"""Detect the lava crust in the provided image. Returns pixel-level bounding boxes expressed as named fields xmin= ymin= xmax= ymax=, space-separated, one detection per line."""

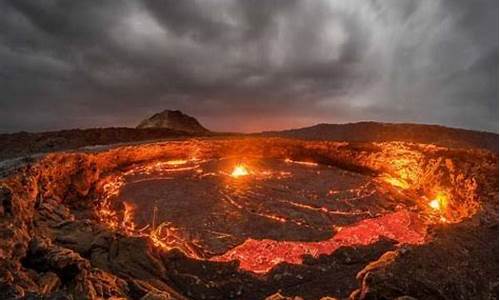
xmin=0 ymin=137 xmax=497 ymax=300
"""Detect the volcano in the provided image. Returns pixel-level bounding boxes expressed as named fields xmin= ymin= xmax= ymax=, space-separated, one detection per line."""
xmin=0 ymin=0 xmax=497 ymax=298
xmin=0 ymin=123 xmax=497 ymax=300
xmin=0 ymin=112 xmax=498 ymax=300
xmin=137 ymin=110 xmax=210 ymax=134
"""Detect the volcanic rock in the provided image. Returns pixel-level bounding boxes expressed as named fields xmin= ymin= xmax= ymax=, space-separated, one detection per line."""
xmin=262 ymin=122 xmax=498 ymax=152
xmin=0 ymin=127 xmax=193 ymax=161
xmin=137 ymin=110 xmax=209 ymax=133
xmin=0 ymin=137 xmax=497 ymax=299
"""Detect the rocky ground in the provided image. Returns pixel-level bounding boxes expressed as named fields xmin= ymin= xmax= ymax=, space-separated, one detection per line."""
xmin=263 ymin=122 xmax=498 ymax=153
xmin=1 ymin=121 xmax=496 ymax=162
xmin=0 ymin=137 xmax=497 ymax=300
xmin=0 ymin=110 xmax=213 ymax=162
xmin=0 ymin=127 xmax=202 ymax=161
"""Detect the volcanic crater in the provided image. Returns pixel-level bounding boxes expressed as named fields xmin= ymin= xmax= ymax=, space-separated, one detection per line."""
xmin=0 ymin=137 xmax=497 ymax=300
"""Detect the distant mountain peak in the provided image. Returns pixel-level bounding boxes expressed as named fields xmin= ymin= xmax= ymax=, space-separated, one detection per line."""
xmin=137 ymin=110 xmax=209 ymax=133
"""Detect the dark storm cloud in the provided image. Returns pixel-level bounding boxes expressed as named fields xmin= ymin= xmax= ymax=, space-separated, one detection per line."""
xmin=0 ymin=0 xmax=497 ymax=133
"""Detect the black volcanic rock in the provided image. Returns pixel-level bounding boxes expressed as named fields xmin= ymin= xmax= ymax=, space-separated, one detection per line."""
xmin=262 ymin=122 xmax=498 ymax=152
xmin=0 ymin=138 xmax=497 ymax=299
xmin=137 ymin=110 xmax=209 ymax=133
xmin=0 ymin=128 xmax=193 ymax=161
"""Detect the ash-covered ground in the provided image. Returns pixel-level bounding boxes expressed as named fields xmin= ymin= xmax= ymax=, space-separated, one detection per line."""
xmin=0 ymin=137 xmax=497 ymax=300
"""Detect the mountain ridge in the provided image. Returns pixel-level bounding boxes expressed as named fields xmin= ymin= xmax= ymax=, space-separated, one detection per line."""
xmin=261 ymin=121 xmax=498 ymax=152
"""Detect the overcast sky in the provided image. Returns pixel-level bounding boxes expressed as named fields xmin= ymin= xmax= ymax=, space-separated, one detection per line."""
xmin=0 ymin=0 xmax=498 ymax=133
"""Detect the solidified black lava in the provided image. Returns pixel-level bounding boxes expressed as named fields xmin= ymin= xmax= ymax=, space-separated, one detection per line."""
xmin=0 ymin=137 xmax=496 ymax=300
xmin=110 ymin=157 xmax=412 ymax=256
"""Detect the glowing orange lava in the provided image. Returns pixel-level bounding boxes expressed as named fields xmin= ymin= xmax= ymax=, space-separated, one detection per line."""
xmin=211 ymin=210 xmax=425 ymax=273
xmin=381 ymin=175 xmax=410 ymax=189
xmin=231 ymin=165 xmax=249 ymax=178
xmin=284 ymin=158 xmax=318 ymax=167
xmin=427 ymin=193 xmax=451 ymax=223
xmin=428 ymin=193 xmax=447 ymax=212
xmin=164 ymin=159 xmax=189 ymax=166
xmin=149 ymin=222 xmax=200 ymax=258
xmin=94 ymin=153 xmax=476 ymax=275
xmin=428 ymin=199 xmax=441 ymax=210
xmin=121 ymin=201 xmax=137 ymax=234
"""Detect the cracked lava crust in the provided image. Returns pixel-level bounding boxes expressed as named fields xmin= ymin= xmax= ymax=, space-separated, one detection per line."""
xmin=0 ymin=137 xmax=498 ymax=300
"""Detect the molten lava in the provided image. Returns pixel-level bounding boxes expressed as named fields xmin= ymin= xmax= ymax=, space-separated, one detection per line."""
xmin=211 ymin=210 xmax=426 ymax=273
xmin=381 ymin=175 xmax=410 ymax=189
xmin=429 ymin=199 xmax=441 ymax=210
xmin=0 ymin=136 xmax=492 ymax=300
xmin=164 ymin=159 xmax=189 ymax=166
xmin=231 ymin=164 xmax=249 ymax=178
xmin=428 ymin=193 xmax=447 ymax=212
xmin=121 ymin=201 xmax=137 ymax=234
xmin=427 ymin=193 xmax=451 ymax=223
xmin=284 ymin=158 xmax=318 ymax=167
xmin=93 ymin=144 xmax=481 ymax=277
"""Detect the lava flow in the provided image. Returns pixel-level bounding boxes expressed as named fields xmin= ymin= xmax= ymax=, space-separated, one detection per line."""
xmin=211 ymin=210 xmax=426 ymax=273
xmin=231 ymin=164 xmax=249 ymax=178
xmin=1 ymin=137 xmax=494 ymax=300
xmin=94 ymin=154 xmax=452 ymax=274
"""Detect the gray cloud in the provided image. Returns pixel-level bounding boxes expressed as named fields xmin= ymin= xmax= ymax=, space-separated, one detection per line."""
xmin=0 ymin=0 xmax=497 ymax=133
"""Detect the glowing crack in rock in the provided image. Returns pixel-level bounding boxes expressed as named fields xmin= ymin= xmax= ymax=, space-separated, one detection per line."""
xmin=284 ymin=158 xmax=318 ymax=167
xmin=94 ymin=156 xmax=456 ymax=275
xmin=210 ymin=210 xmax=426 ymax=273
xmin=381 ymin=175 xmax=410 ymax=189
xmin=164 ymin=159 xmax=189 ymax=166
